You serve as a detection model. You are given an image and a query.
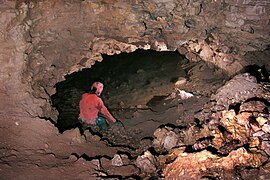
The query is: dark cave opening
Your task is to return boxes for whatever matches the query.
[51,49,187,133]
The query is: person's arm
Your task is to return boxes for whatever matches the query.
[97,98,116,123]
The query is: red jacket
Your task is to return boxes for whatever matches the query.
[79,93,116,124]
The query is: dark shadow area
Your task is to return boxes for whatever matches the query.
[228,103,241,114]
[51,49,186,132]
[240,64,269,82]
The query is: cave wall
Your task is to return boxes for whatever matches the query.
[1,0,270,122]
[0,2,43,118]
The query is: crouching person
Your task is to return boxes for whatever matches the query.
[79,82,117,133]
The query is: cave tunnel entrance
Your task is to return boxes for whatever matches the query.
[51,49,187,134]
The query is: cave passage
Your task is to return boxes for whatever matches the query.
[52,49,187,133]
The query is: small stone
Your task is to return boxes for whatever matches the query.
[163,131,179,150]
[92,135,101,141]
[252,131,265,137]
[221,46,231,54]
[224,110,236,121]
[68,154,78,162]
[256,117,268,126]
[120,154,130,165]
[177,90,194,99]
[153,128,169,139]
[262,124,270,133]
[199,45,214,60]
[136,104,143,108]
[261,141,270,156]
[136,151,156,173]
[112,154,123,167]
[175,77,187,86]
[249,137,260,147]
[181,152,188,156]
[98,172,107,176]
[250,123,261,132]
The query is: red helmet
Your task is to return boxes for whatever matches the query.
[91,82,104,96]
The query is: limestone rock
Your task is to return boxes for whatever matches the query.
[212,73,262,111]
[153,126,180,152]
[111,154,123,167]
[136,151,157,174]
[163,131,179,150]
[174,77,187,86]
[101,155,139,177]
[163,148,267,179]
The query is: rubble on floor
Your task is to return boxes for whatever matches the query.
[160,73,270,179]
[75,72,269,179]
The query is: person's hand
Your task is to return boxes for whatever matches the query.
[114,120,122,126]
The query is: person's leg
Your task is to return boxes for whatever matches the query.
[78,117,86,132]
[79,118,98,133]
[82,123,100,134]
[82,123,91,131]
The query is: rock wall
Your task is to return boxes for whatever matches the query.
[0,2,45,118]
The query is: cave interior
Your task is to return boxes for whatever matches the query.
[1,0,270,179]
